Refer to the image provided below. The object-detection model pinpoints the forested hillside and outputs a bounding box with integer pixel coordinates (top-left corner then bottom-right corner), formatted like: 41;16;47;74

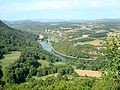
0;20;61;85
0;20;35;58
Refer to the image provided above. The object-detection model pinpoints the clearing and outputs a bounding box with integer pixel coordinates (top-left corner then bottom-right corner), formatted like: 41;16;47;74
1;51;21;81
33;73;58;80
75;69;102;78
1;51;21;68
38;60;49;67
75;39;103;46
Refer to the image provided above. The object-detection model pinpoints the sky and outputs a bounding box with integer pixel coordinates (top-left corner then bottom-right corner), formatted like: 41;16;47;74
0;0;120;21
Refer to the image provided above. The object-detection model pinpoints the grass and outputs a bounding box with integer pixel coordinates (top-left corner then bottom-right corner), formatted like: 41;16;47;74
38;60;66;67
33;73;58;80
0;51;21;81
1;51;21;69
53;62;66;65
89;39;103;46
75;39;103;46
38;60;49;67
75;42;90;45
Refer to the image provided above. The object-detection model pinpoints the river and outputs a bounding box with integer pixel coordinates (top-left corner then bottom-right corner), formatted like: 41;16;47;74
41;41;66;62
41;40;95;62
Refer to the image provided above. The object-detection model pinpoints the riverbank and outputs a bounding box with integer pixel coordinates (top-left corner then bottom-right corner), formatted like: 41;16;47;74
52;48;96;61
41;40;96;61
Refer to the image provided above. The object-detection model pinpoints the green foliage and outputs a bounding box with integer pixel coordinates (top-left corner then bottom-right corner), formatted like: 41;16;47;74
0;77;97;90
0;65;2;79
1;51;21;69
0;20;120;89
4;46;61;84
89;32;107;38
37;64;74;77
104;37;120;73
53;40;98;59
103;37;120;89
0;20;35;59
0;20;60;84
76;56;107;70
76;38;94;42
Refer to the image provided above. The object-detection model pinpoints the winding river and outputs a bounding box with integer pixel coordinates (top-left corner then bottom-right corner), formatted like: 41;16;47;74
41;40;95;62
41;41;66;62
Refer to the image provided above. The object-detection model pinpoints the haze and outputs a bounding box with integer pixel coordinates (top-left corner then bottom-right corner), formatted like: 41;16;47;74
1;0;120;21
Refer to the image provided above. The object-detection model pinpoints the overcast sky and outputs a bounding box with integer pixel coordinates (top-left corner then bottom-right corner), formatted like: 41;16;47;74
0;0;120;20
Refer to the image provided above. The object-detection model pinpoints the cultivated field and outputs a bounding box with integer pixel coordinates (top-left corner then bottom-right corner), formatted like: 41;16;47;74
75;69;102;78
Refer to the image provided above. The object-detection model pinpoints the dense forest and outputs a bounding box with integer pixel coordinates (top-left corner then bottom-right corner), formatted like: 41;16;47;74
0;20;120;90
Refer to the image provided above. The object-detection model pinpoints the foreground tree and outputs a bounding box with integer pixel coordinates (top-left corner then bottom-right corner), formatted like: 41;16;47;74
104;36;120;89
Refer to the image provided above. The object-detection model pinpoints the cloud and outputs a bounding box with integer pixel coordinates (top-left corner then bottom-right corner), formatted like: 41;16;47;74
32;0;82;10
89;0;101;7
89;0;120;7
0;0;120;13
0;0;83;13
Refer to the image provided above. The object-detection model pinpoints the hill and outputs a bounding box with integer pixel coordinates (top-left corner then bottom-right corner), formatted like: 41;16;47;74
0;20;60;84
0;20;35;59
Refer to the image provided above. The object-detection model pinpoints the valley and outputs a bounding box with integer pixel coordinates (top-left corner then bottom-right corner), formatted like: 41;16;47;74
0;20;120;90
1;0;120;89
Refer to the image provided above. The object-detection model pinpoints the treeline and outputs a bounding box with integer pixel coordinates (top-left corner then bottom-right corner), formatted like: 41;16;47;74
75;38;94;42
0;75;118;90
89;32;107;38
0;65;3;80
67;29;95;39
37;64;74;77
75;56;107;70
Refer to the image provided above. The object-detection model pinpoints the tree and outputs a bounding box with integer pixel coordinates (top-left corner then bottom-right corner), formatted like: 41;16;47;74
0;65;2;79
104;36;120;89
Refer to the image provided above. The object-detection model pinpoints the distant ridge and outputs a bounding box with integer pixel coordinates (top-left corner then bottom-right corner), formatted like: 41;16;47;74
4;18;120;24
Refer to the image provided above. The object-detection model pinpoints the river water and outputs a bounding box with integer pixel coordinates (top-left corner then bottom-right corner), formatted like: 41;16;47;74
41;41;66;62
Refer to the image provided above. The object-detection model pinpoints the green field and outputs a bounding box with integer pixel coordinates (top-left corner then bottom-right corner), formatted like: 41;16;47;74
0;51;21;81
33;73;58;80
38;60;66;67
75;39;103;46
38;60;49;67
53;62;66;65
1;51;21;69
